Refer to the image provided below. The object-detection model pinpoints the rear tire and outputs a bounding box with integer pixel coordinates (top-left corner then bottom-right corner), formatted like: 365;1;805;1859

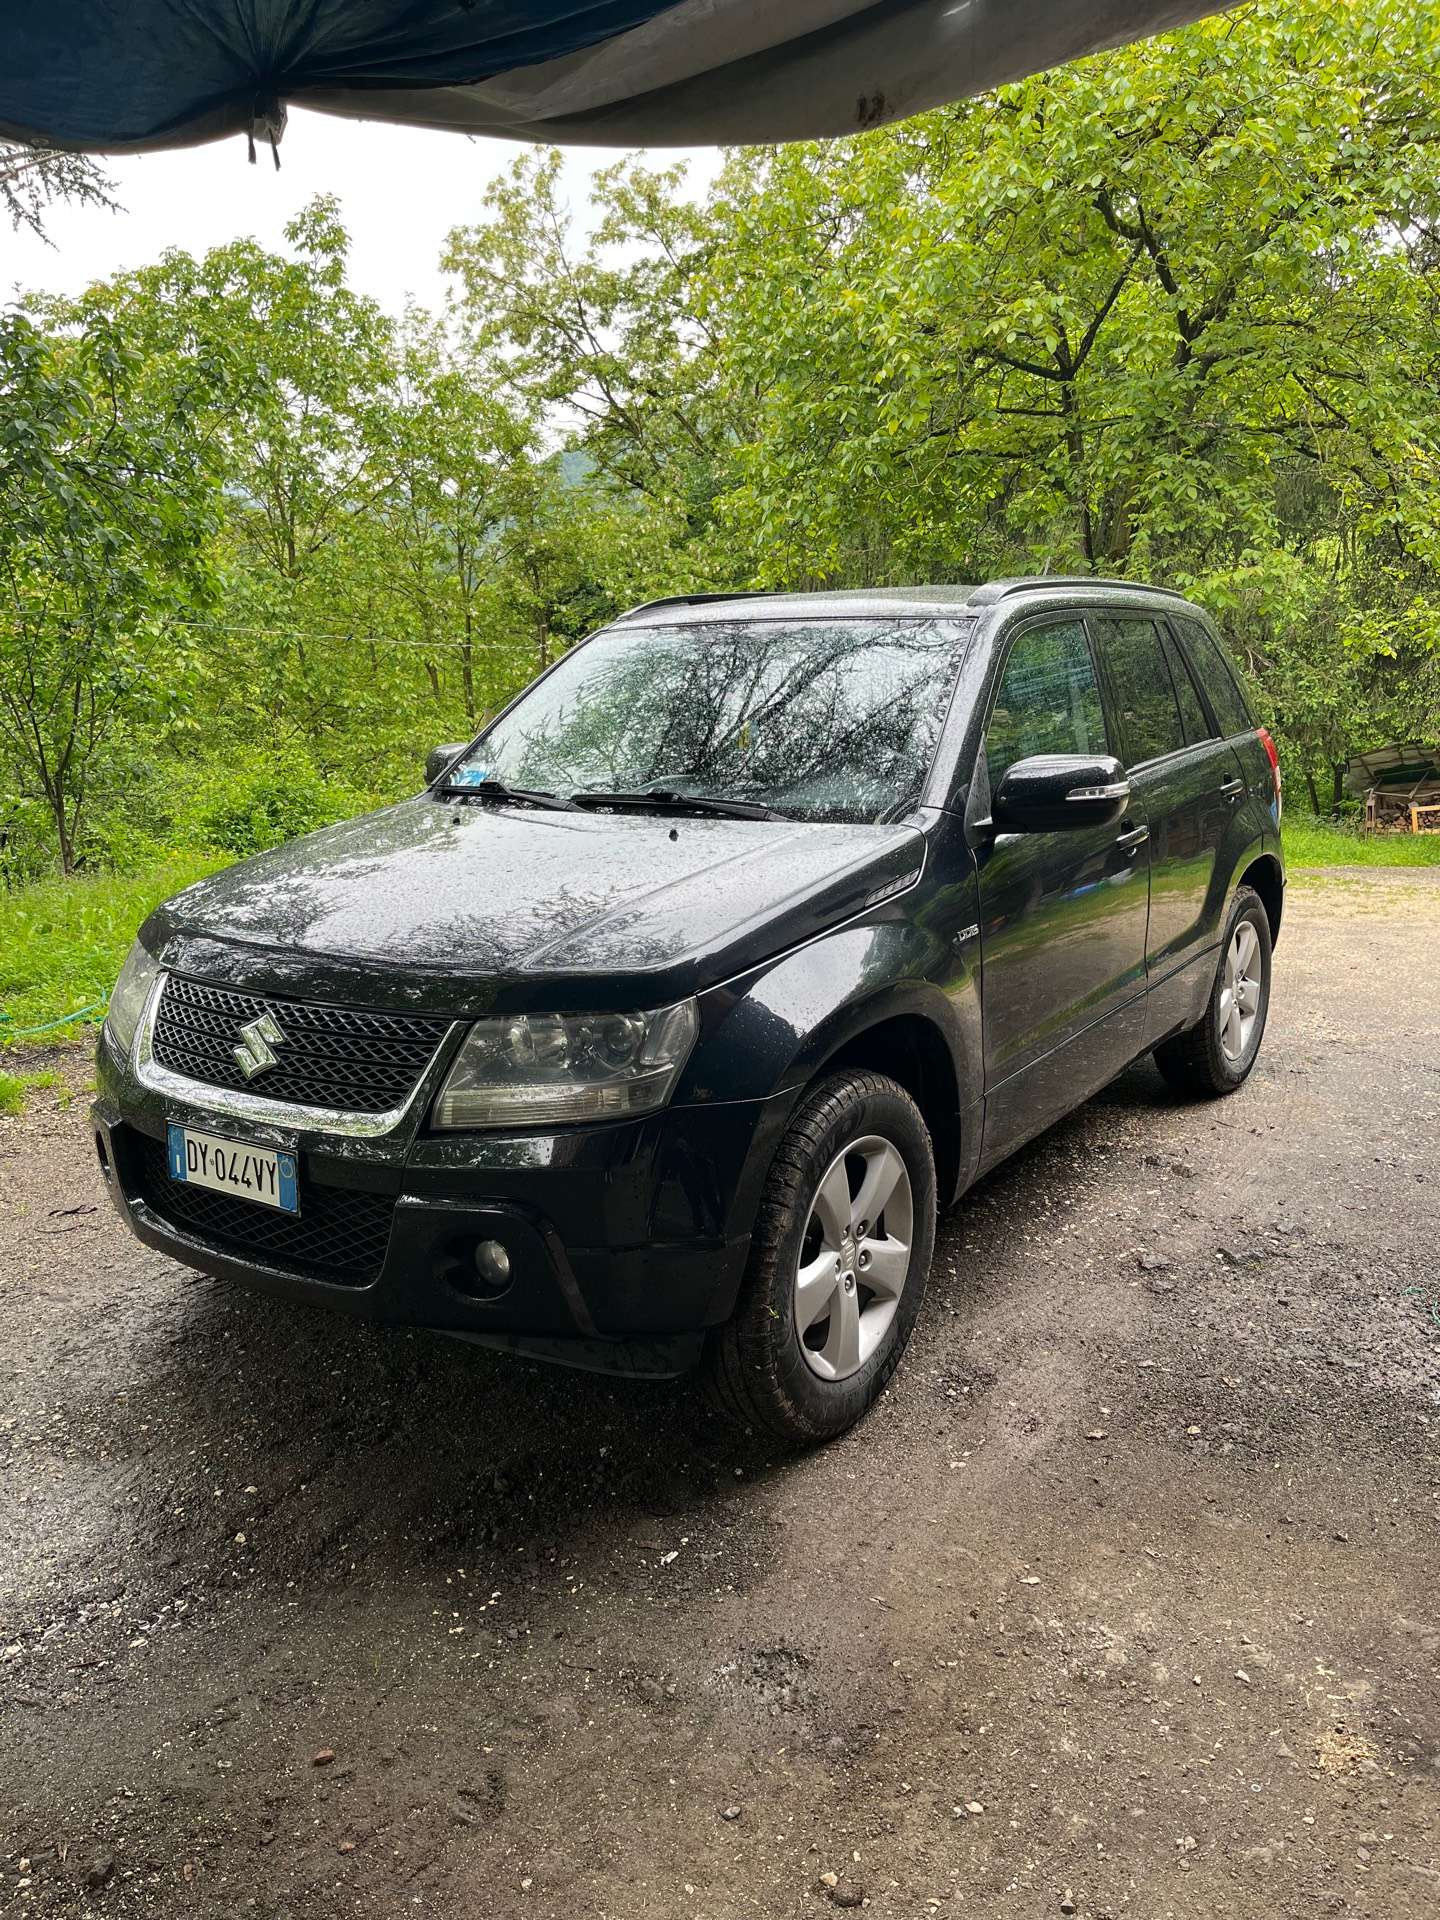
1153;884;1272;1097
702;1070;936;1445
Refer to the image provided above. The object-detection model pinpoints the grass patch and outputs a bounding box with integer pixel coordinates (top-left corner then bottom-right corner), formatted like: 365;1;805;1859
1283;813;1440;868
0;1067;65;1114
0;853;228;1046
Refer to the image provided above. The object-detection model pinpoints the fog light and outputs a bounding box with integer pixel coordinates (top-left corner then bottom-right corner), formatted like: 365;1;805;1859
473;1238;512;1291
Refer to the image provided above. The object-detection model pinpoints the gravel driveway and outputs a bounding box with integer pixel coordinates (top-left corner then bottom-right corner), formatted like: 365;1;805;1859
2;869;1438;1918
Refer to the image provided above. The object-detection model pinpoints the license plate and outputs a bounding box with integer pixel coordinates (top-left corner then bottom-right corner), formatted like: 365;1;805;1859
165;1123;299;1215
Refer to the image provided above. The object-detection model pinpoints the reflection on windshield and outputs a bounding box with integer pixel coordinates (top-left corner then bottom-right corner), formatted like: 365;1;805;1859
455;618;972;824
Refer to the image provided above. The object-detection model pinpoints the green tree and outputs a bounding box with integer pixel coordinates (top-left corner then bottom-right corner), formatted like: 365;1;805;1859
73;198;411;761
445;149;742;572
0;311;221;871
360;313;537;726
8;0;1440;877
698;0;1440;585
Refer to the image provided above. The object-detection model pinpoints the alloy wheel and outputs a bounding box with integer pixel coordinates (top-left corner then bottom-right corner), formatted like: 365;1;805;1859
1219;919;1263;1062
793;1134;913;1382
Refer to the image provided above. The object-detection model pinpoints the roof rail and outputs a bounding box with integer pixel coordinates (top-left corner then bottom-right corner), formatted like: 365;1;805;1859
968;575;1192;606
613;590;776;621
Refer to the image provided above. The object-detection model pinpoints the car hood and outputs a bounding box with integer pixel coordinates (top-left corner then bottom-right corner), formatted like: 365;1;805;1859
145;795;927;1015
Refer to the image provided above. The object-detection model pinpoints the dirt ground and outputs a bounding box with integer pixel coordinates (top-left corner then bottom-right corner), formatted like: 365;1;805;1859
2;868;1438;1920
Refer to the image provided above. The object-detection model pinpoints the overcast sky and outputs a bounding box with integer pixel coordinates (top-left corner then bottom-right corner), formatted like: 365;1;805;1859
4;110;723;315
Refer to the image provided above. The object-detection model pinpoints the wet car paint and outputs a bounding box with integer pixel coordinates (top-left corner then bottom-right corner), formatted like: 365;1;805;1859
142;800;927;1017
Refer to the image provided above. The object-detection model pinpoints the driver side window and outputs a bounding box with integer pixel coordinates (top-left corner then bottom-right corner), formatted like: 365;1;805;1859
986;620;1108;793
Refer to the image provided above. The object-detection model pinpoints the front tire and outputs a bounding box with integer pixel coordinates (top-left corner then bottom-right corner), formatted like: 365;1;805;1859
703;1070;936;1445
1153;884;1272;1097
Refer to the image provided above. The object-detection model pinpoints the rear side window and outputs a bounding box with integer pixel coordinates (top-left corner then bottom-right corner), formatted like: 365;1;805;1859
985;620;1107;789
1091;616;1186;765
1174;618;1254;735
1160;628;1214;745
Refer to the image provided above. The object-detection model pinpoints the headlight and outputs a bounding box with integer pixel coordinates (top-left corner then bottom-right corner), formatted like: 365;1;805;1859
104;940;161;1059
432;1000;699;1129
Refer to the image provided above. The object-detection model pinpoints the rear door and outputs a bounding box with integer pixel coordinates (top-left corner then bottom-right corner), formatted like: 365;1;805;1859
975;616;1150;1165
1170;613;1278;823
1089;612;1239;1028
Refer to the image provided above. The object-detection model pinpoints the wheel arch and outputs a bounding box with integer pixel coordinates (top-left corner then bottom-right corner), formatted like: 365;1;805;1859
814;1012;964;1206
684;920;980;1209
1237;851;1284;947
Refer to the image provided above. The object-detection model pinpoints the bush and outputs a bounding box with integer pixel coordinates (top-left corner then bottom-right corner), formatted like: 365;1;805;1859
184;748;372;858
0;794;59;890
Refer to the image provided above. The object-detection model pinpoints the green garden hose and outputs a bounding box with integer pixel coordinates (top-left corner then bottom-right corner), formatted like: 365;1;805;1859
0;997;108;1038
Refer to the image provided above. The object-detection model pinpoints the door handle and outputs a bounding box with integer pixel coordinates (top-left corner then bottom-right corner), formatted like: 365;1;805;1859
1116;825;1150;851
1219;777;1244;800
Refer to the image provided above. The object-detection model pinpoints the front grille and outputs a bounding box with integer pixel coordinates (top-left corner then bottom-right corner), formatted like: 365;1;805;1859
133;1136;396;1286
151;973;452;1114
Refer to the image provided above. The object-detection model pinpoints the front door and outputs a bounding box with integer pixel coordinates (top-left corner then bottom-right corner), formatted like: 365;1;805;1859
976;617;1151;1167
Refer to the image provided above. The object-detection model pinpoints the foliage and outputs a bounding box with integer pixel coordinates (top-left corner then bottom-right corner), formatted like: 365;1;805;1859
0;308;224;869
1;140;116;243
444;150;738;552
447;0;1440;803
698;3;1440;592
5;197;669;873
182;746;374;859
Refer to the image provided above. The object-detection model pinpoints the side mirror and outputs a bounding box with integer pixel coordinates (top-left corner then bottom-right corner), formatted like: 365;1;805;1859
425;742;469;787
991;753;1131;832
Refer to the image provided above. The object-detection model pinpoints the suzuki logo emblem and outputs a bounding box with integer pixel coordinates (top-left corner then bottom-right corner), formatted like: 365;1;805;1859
233;1009;285;1080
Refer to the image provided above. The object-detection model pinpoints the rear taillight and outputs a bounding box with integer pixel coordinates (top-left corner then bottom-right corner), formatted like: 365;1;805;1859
1257;727;1282;817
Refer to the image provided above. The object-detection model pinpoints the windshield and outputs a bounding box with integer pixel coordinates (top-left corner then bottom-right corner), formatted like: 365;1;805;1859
449;617;972;824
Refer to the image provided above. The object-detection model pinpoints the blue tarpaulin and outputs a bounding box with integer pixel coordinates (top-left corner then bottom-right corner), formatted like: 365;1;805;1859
1;1;1229;153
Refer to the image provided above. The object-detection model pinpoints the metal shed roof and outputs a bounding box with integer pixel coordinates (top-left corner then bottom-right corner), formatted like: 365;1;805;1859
1343;743;1440;796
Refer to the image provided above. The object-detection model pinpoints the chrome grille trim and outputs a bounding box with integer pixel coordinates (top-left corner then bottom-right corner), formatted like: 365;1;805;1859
134;972;459;1138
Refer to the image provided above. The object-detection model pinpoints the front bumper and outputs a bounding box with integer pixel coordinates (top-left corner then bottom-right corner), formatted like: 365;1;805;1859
93;1029;792;1378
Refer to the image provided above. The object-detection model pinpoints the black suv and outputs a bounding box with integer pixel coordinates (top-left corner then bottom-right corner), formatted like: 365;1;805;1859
94;580;1283;1442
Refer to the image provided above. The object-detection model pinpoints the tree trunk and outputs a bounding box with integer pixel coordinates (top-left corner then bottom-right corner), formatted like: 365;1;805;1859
1060;383;1096;570
1303;765;1321;815
30;748;78;874
50;790;76;875
461;619;476;722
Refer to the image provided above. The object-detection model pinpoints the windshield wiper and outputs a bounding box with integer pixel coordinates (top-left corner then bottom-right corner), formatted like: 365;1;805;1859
440;777;581;813
571;788;784;821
